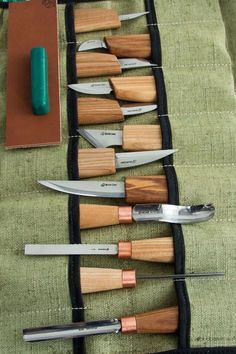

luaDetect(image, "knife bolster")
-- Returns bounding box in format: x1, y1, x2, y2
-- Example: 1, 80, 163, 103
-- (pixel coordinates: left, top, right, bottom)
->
118, 206, 133, 224
78, 148, 116, 178
118, 241, 132, 258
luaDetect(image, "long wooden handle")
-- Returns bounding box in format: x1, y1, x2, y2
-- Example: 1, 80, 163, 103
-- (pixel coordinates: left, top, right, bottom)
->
78, 98, 124, 125
105, 34, 151, 58
118, 237, 174, 263
121, 306, 178, 334
78, 148, 116, 178
125, 176, 168, 204
80, 268, 136, 293
76, 52, 121, 78
110, 76, 157, 103
123, 125, 162, 151
74, 8, 121, 33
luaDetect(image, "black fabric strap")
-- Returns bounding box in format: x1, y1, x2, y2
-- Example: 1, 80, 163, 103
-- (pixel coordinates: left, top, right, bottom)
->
157, 348, 236, 354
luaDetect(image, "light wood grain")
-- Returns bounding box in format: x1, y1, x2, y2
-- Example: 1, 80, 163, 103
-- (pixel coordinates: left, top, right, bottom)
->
131, 237, 174, 263
135, 306, 178, 333
80, 268, 123, 293
76, 52, 121, 78
78, 148, 116, 178
123, 125, 162, 151
125, 176, 168, 204
74, 8, 121, 33
110, 76, 157, 103
105, 33, 151, 58
80, 204, 119, 229
78, 97, 124, 125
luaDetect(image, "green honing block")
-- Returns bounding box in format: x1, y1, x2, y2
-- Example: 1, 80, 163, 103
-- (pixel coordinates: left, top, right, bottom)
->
30, 47, 50, 116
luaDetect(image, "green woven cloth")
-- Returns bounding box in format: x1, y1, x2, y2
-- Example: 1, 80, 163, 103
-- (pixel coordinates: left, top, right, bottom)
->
0, 1, 235, 353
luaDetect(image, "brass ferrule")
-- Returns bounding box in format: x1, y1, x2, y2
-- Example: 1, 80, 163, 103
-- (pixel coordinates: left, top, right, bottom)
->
118, 206, 132, 224
122, 269, 136, 288
121, 316, 137, 333
118, 241, 132, 259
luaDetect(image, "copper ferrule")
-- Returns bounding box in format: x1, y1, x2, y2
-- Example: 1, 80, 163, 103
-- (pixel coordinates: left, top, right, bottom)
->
121, 316, 137, 333
122, 269, 136, 288
118, 241, 132, 259
118, 206, 132, 224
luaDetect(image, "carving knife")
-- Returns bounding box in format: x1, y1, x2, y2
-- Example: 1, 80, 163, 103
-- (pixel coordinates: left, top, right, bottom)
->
76, 53, 156, 78
77, 98, 157, 125
78, 125, 163, 151
78, 34, 151, 59
69, 76, 157, 103
74, 8, 149, 33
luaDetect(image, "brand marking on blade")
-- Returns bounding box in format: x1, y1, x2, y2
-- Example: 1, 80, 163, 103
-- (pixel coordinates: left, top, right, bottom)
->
120, 160, 137, 165
100, 183, 118, 187
100, 132, 116, 136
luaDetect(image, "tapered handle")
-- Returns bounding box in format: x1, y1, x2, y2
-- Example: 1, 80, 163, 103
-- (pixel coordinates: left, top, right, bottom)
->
78, 98, 124, 125
123, 125, 162, 151
76, 52, 122, 78
118, 237, 174, 263
80, 268, 136, 293
74, 8, 121, 33
125, 176, 168, 204
105, 34, 151, 58
78, 148, 116, 178
121, 306, 178, 334
110, 76, 157, 103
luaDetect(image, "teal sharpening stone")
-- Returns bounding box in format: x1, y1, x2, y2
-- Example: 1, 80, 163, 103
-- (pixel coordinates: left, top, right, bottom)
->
30, 47, 50, 116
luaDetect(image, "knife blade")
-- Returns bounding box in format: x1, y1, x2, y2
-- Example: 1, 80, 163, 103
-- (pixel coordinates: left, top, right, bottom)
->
78, 97, 157, 125
69, 76, 157, 103
76, 53, 156, 78
78, 125, 162, 151
78, 34, 151, 59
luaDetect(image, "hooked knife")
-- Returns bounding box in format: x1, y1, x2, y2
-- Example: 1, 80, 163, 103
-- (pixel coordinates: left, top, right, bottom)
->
74, 8, 149, 33
78, 34, 151, 59
77, 98, 157, 125
76, 53, 156, 78
69, 76, 157, 103
78, 125, 162, 151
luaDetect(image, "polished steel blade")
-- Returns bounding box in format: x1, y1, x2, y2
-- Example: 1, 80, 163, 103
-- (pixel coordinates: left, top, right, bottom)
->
78, 128, 122, 148
25, 244, 118, 256
78, 39, 107, 52
122, 104, 157, 116
118, 58, 156, 69
115, 149, 177, 169
119, 11, 149, 21
38, 180, 125, 198
132, 203, 215, 224
68, 82, 112, 95
23, 319, 121, 342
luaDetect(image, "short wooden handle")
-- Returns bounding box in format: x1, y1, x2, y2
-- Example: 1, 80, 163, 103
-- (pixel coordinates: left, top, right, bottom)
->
135, 306, 178, 334
123, 125, 162, 151
78, 98, 124, 125
125, 176, 168, 204
74, 8, 121, 33
79, 204, 120, 229
78, 148, 116, 178
105, 34, 151, 58
131, 237, 174, 263
110, 76, 157, 103
76, 52, 122, 78
80, 268, 123, 294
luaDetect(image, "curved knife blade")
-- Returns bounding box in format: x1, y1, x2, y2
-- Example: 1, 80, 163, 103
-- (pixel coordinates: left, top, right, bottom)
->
79, 39, 108, 52
78, 128, 123, 148
69, 82, 112, 95
119, 11, 149, 21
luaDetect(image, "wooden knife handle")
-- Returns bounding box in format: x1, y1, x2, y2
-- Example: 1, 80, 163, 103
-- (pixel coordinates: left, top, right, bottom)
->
118, 237, 174, 263
74, 8, 121, 33
110, 76, 157, 103
80, 268, 136, 293
76, 52, 122, 78
105, 34, 151, 58
123, 125, 162, 151
125, 176, 168, 204
78, 98, 124, 125
78, 148, 116, 178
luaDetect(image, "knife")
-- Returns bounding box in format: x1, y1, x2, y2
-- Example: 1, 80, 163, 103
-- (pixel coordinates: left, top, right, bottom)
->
25, 237, 174, 262
76, 53, 156, 78
77, 98, 157, 125
78, 34, 151, 59
69, 76, 157, 103
23, 306, 178, 341
78, 125, 162, 151
76, 149, 176, 178
74, 8, 149, 33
